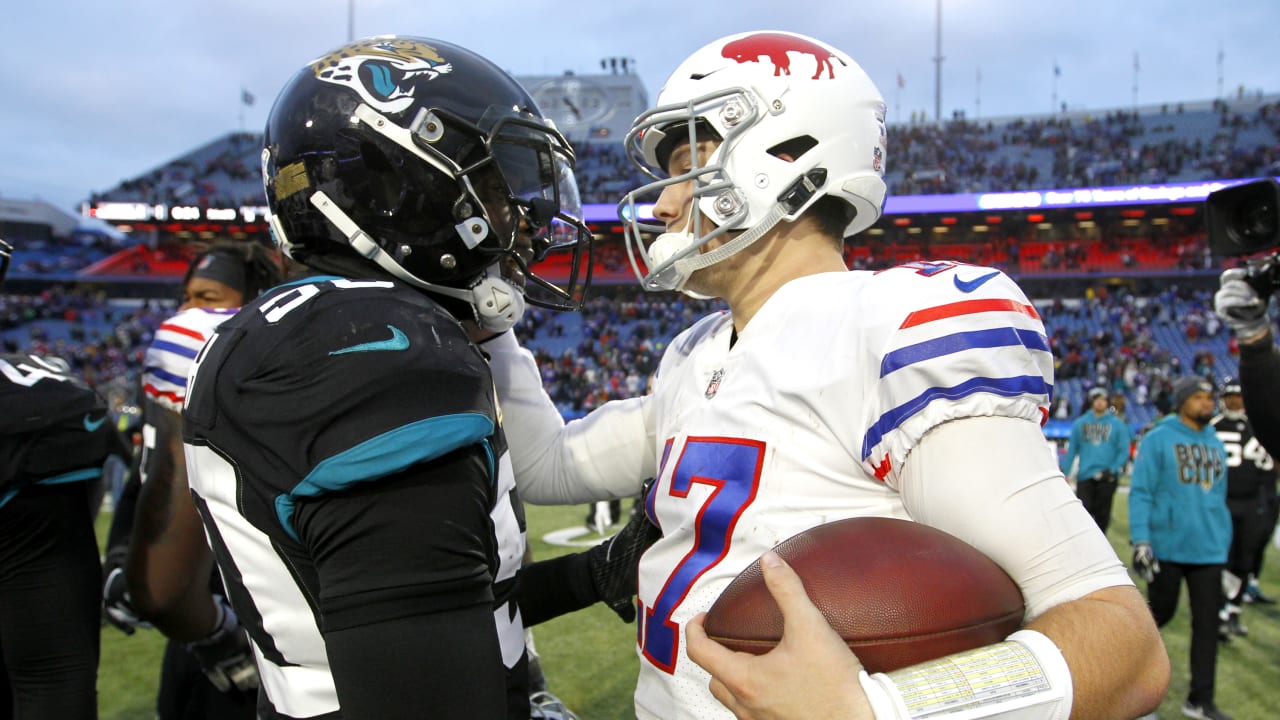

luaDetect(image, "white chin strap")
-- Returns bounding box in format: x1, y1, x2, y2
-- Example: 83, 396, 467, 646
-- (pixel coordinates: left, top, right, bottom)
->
309, 190, 525, 332
644, 202, 788, 298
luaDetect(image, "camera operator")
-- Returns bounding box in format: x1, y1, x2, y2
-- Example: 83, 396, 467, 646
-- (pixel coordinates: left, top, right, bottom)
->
1210, 179, 1280, 461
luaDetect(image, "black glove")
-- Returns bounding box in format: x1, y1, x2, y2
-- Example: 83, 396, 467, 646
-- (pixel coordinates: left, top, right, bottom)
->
586, 484, 661, 623
1132, 542, 1160, 584
1097, 469, 1117, 484
102, 547, 150, 635
186, 596, 259, 693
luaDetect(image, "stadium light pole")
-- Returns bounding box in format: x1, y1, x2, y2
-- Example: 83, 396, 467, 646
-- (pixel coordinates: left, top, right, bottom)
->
933, 0, 944, 124
1217, 43, 1224, 100
348, 0, 355, 42
975, 66, 981, 121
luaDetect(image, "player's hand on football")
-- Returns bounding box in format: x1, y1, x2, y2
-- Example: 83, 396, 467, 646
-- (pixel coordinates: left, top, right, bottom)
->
685, 552, 874, 720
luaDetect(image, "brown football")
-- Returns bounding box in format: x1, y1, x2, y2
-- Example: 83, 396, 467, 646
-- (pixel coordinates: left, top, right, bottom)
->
702, 516, 1025, 673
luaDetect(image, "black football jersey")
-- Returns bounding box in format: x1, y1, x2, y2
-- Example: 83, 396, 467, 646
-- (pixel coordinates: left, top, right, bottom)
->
182, 276, 528, 718
0, 353, 125, 502
1213, 413, 1278, 500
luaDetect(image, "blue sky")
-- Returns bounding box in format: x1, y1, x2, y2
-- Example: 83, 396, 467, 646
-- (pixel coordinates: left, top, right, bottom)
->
3, 0, 1276, 211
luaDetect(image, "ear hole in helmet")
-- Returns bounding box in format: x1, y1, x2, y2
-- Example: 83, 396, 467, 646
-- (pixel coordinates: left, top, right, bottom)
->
359, 141, 403, 213
767, 135, 818, 162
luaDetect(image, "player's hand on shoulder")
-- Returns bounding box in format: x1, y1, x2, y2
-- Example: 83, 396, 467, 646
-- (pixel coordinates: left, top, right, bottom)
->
686, 552, 874, 720
186, 595, 260, 693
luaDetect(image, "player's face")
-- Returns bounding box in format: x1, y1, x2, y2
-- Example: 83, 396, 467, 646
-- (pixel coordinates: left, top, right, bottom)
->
652, 137, 722, 236
181, 277, 245, 311
1180, 390, 1216, 426
1091, 396, 1108, 413
653, 137, 748, 296
1223, 393, 1244, 412
475, 167, 533, 292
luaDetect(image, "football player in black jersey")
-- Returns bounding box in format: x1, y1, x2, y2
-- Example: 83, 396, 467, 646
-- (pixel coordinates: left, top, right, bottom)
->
0, 236, 130, 718
136, 37, 655, 720
1211, 378, 1279, 637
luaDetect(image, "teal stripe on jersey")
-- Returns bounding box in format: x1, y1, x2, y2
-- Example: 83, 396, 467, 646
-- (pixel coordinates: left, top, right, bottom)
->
0, 467, 104, 509
274, 412, 494, 541
37, 468, 102, 485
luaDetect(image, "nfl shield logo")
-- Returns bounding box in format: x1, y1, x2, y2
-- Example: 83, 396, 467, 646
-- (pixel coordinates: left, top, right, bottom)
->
705, 369, 724, 399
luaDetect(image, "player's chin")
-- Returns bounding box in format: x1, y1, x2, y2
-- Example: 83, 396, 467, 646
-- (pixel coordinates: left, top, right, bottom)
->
499, 254, 528, 290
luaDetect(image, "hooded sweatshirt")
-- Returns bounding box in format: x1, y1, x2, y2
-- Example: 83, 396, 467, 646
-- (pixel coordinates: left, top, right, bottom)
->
1129, 414, 1231, 563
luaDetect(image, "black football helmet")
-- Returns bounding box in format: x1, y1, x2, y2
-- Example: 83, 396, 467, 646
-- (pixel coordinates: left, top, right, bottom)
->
262, 36, 592, 330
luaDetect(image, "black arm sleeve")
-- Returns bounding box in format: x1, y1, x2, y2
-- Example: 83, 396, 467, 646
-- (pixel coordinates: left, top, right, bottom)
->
516, 552, 597, 627
1240, 330, 1280, 460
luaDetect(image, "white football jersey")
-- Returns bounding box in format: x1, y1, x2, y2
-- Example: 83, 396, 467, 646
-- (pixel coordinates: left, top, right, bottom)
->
634, 264, 1054, 720
142, 306, 238, 411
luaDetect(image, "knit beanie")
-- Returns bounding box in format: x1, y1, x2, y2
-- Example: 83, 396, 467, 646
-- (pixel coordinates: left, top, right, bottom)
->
1171, 376, 1214, 413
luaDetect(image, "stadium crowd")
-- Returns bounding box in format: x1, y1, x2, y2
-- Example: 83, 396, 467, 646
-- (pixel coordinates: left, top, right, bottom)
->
75, 101, 1280, 209
1, 276, 1238, 436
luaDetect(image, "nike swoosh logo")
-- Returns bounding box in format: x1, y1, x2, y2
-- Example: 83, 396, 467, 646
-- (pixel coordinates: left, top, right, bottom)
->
329, 325, 410, 356
83, 414, 107, 432
953, 270, 1001, 293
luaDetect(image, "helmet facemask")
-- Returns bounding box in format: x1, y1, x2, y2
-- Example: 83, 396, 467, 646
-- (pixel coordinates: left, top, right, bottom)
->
619, 89, 753, 296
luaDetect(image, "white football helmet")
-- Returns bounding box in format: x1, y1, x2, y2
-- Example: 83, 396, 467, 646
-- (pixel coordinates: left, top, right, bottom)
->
618, 31, 887, 295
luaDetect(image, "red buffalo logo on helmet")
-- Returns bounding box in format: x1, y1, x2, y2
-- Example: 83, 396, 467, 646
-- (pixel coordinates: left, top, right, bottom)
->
720, 33, 840, 79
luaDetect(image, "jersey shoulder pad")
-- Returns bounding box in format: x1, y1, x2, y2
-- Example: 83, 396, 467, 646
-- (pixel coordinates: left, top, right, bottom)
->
144, 307, 238, 411
197, 282, 498, 475
857, 265, 1052, 484
0, 354, 100, 434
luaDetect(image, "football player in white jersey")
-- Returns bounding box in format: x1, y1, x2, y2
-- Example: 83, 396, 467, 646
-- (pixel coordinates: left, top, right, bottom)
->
490, 30, 1169, 720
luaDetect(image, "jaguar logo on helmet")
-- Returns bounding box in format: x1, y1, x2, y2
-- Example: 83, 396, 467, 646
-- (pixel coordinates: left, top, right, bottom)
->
720, 32, 842, 79
311, 37, 453, 114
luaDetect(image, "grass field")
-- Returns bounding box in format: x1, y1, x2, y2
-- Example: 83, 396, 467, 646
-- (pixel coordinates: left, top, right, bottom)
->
96, 493, 1280, 719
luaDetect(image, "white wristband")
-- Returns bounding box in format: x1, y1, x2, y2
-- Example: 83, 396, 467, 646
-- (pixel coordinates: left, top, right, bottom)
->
856, 629, 1072, 720
859, 669, 911, 719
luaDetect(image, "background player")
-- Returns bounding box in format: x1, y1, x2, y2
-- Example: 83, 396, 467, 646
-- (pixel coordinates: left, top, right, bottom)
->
1060, 386, 1132, 532
1129, 376, 1232, 720
110, 242, 281, 720
1211, 377, 1277, 639
600, 31, 1168, 719
1, 236, 130, 718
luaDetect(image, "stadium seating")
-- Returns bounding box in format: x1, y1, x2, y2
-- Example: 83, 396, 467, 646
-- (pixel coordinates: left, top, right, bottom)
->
80, 98, 1280, 207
